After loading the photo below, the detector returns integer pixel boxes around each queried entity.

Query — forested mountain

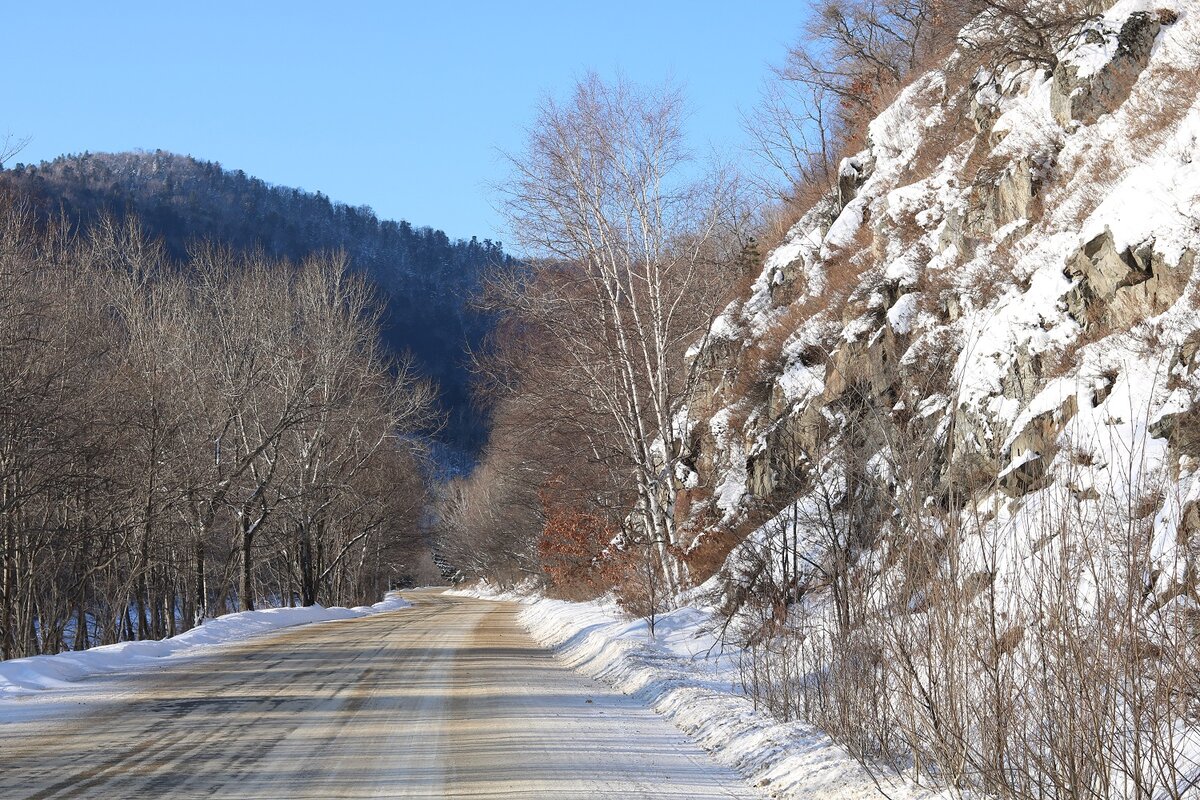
[0,150,509,462]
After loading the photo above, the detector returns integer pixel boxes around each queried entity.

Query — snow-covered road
[0,590,760,798]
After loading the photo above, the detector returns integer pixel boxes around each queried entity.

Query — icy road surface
[0,590,760,798]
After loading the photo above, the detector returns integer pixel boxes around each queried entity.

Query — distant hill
[0,150,510,464]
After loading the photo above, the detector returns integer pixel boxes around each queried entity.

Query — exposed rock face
[1063,229,1191,329]
[675,1,1200,600]
[838,157,868,209]
[1183,499,1200,541]
[1182,330,1200,367]
[1150,408,1200,461]
[823,320,902,404]
[746,408,821,499]
[1149,330,1200,462]
[969,80,1001,134]
[1000,395,1078,496]
[1050,11,1170,127]
[689,337,741,416]
[966,156,1041,236]
[946,342,1047,490]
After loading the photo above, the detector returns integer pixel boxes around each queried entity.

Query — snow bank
[457,582,943,800]
[0,593,411,698]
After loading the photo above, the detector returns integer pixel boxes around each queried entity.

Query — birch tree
[499,74,735,592]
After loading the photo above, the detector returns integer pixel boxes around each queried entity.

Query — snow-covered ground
[1,591,761,799]
[450,582,945,800]
[0,593,411,702]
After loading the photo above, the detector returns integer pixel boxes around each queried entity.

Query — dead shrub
[604,542,674,636]
[724,350,777,416]
[537,495,616,601]
[958,0,1103,77]
[916,262,959,320]
[683,524,751,587]
[899,81,977,185]
[823,222,878,304]
[1044,311,1115,382]
[1125,59,1200,160]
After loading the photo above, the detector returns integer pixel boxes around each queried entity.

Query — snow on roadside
[452,583,945,800]
[0,593,411,698]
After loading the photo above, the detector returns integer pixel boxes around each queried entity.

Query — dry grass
[1124,53,1200,161]
[683,525,748,586]
[915,262,959,320]
[720,219,876,423]
[1068,444,1096,467]
[957,228,1026,314]
[723,372,771,429]
[1038,142,1119,240]
[1042,313,1115,383]
[683,500,780,586]
[899,82,977,185]
[1046,33,1199,232]
[753,185,841,294]
[728,270,760,310]
[823,222,879,304]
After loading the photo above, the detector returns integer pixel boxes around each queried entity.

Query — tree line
[0,150,511,458]
[0,196,435,661]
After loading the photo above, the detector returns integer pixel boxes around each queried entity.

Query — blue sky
[8,2,806,245]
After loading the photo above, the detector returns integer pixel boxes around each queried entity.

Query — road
[0,591,759,799]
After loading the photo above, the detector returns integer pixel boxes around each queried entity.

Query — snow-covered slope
[690,0,1198,612]
[673,1,1200,794]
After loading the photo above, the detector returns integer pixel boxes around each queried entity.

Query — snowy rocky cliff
[681,0,1200,616]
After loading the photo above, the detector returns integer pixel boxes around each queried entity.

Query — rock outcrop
[1050,11,1172,127]
[676,0,1200,608]
[1063,229,1191,329]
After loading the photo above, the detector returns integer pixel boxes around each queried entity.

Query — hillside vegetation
[0,201,438,659]
[0,151,511,458]
[444,0,1200,795]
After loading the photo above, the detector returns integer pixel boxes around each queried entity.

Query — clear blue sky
[7,2,806,245]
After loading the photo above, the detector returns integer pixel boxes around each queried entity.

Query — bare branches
[485,74,740,594]
[958,0,1103,76]
[0,132,30,169]
[0,201,435,658]
[744,0,973,212]
[742,79,839,204]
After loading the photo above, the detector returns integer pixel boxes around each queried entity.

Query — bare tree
[0,132,30,168]
[0,202,436,658]
[498,74,736,594]
[957,0,1102,76]
[743,79,840,205]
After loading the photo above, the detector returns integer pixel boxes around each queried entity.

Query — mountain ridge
[0,149,509,463]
